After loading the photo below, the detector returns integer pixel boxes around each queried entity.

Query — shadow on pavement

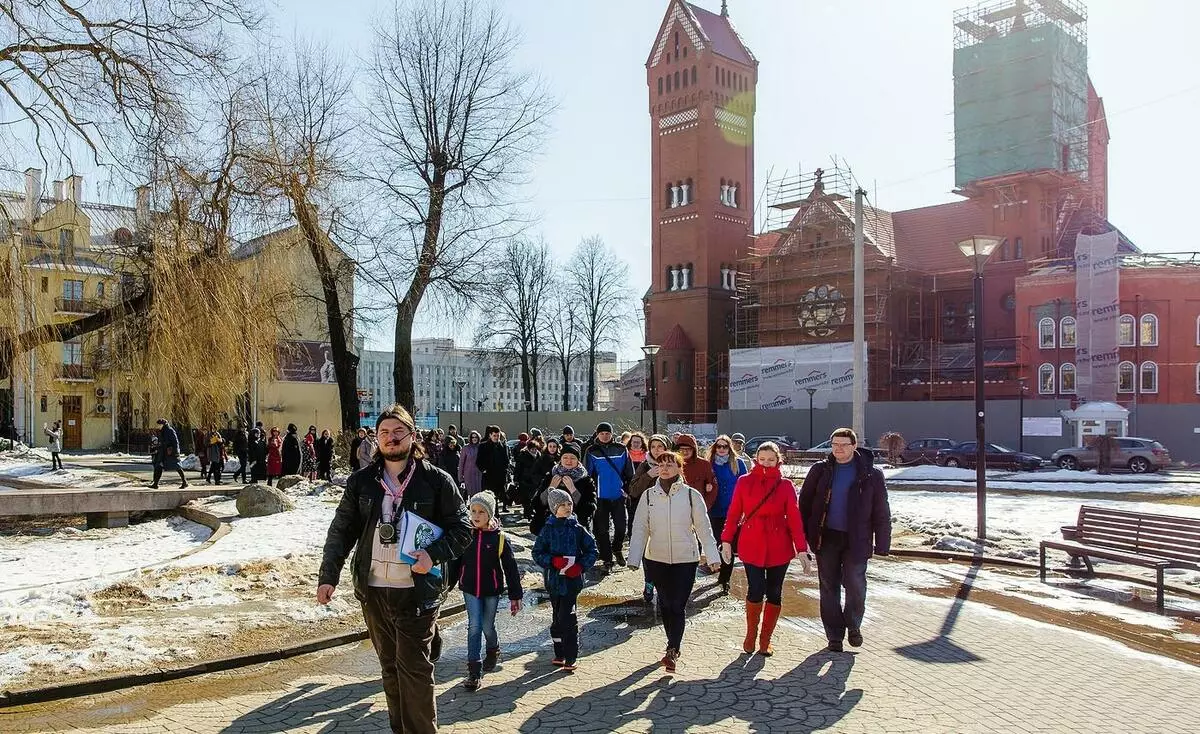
[894,561,983,664]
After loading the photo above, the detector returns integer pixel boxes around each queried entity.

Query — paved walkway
[4,562,1198,733]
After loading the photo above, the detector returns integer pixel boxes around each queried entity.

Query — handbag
[730,479,787,555]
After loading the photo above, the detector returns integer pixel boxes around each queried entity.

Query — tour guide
[318,404,472,734]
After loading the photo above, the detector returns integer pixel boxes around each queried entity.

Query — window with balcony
[1059,363,1076,394]
[1038,363,1055,394]
[1118,361,1135,393]
[1038,318,1055,349]
[1060,317,1077,348]
[1118,314,1135,346]
[1140,314,1158,347]
[1140,361,1158,394]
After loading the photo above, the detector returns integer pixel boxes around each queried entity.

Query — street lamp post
[1017,378,1028,453]
[958,235,1003,541]
[805,387,817,449]
[634,391,643,431]
[524,400,531,432]
[454,380,467,434]
[125,375,133,454]
[641,344,661,435]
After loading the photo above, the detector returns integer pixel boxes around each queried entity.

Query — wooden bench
[1040,505,1200,613]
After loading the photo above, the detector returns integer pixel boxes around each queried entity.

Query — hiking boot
[614,550,626,567]
[848,629,863,648]
[826,640,844,653]
[464,662,482,691]
[662,648,678,673]
[482,647,500,672]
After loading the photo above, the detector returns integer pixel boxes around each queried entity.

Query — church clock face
[796,284,846,337]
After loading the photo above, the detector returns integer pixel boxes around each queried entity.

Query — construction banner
[1073,230,1120,401]
[728,343,862,410]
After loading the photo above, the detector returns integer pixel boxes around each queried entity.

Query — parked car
[1050,437,1171,473]
[899,438,957,464]
[935,441,1044,471]
[743,435,800,454]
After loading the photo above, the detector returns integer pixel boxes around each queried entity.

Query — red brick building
[642,0,756,416]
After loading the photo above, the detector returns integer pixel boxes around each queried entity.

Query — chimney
[135,185,150,230]
[24,168,42,228]
[65,174,83,203]
[52,180,64,201]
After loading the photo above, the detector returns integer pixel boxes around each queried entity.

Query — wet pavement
[4,561,1199,733]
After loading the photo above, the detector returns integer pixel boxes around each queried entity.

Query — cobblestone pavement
[4,561,1199,733]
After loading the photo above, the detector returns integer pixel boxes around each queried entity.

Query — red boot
[743,602,763,654]
[758,603,782,657]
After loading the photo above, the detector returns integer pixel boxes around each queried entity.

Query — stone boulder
[235,484,296,518]
[275,475,305,492]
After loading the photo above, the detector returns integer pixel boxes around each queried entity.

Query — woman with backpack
[627,449,720,673]
[719,441,810,657]
[707,434,748,594]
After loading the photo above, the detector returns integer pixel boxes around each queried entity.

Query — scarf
[750,463,782,484]
[628,448,647,463]
[553,464,587,482]
[713,453,729,466]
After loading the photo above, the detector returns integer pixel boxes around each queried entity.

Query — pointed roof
[646,1,755,68]
[660,324,694,351]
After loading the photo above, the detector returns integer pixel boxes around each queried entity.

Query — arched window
[1038,317,1055,349]
[1014,237,1024,259]
[658,77,663,96]
[1140,314,1158,346]
[684,177,693,205]
[662,359,668,381]
[1196,315,1200,345]
[1195,363,1200,395]
[1060,363,1076,394]
[1118,314,1135,346]
[715,67,719,84]
[691,66,697,85]
[666,74,672,92]
[1118,361,1135,393]
[682,69,688,87]
[673,71,680,89]
[1060,316,1077,348]
[1038,363,1055,394]
[1140,361,1158,393]
[674,31,680,59]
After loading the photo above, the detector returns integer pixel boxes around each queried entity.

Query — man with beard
[318,405,472,733]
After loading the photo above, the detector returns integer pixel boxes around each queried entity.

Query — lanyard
[380,462,416,522]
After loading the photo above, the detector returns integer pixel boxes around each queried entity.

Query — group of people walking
[318,406,892,734]
[147,421,335,489]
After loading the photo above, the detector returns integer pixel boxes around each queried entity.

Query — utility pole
[852,188,866,440]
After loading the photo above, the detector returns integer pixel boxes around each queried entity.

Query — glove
[551,556,568,570]
[561,555,576,573]
[720,542,733,566]
[564,563,584,579]
[800,551,815,574]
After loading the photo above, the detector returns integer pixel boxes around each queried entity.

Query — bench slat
[1082,518,1200,541]
[1080,509,1200,532]
[1041,540,1171,568]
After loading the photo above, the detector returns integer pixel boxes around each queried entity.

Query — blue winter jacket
[532,515,598,597]
[585,442,633,501]
[711,457,748,519]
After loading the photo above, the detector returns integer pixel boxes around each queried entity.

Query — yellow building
[1,169,354,450]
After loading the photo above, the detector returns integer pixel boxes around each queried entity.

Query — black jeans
[550,592,580,663]
[744,563,788,605]
[360,586,439,734]
[593,497,627,564]
[152,465,187,486]
[206,460,224,484]
[644,558,698,651]
[232,455,247,483]
[483,474,507,510]
[708,514,734,586]
[51,452,63,470]
[816,529,869,643]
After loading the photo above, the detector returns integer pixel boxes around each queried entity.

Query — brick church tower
[644,0,756,417]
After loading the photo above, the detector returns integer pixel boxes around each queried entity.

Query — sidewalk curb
[888,548,1200,600]
[0,602,467,708]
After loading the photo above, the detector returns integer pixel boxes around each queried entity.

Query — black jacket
[232,431,249,458]
[475,440,509,480]
[447,527,523,601]
[439,444,461,484]
[318,459,473,611]
[282,431,302,475]
[315,436,335,464]
[514,448,542,490]
[798,448,892,562]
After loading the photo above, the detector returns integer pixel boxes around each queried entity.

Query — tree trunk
[560,359,570,411]
[586,347,597,411]
[295,202,360,432]
[393,300,417,410]
[393,177,444,411]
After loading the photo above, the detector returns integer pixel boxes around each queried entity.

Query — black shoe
[464,662,482,691]
[848,629,863,647]
[642,583,654,603]
[826,640,844,653]
[720,582,730,595]
[614,550,626,567]
[430,625,442,662]
[604,562,615,573]
[482,647,500,672]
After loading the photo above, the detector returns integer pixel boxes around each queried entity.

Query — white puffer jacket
[628,477,720,567]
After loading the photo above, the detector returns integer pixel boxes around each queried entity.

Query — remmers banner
[1073,230,1120,401]
[728,343,862,410]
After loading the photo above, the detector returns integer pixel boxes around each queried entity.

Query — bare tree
[566,235,632,410]
[543,289,584,412]
[363,0,553,408]
[472,237,552,411]
[0,0,263,166]
[235,43,363,431]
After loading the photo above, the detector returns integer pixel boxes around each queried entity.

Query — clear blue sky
[282,0,1200,358]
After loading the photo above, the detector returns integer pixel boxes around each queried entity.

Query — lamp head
[957,236,1004,272]
[641,344,661,357]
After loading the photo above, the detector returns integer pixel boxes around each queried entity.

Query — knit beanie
[560,443,581,460]
[547,488,573,514]
[468,491,497,522]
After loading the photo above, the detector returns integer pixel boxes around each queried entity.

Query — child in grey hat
[532,487,597,671]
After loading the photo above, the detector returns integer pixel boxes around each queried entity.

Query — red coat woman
[719,446,808,657]
[266,428,284,482]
